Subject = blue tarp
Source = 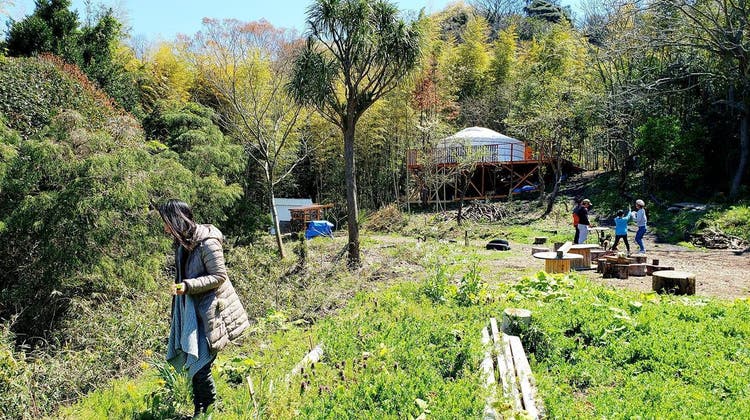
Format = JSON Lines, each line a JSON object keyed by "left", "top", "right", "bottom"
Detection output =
{"left": 512, "top": 185, "right": 537, "bottom": 193}
{"left": 305, "top": 220, "right": 334, "bottom": 239}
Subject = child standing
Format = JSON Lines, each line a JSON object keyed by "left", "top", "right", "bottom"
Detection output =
{"left": 632, "top": 199, "right": 648, "bottom": 254}
{"left": 611, "top": 209, "right": 632, "bottom": 254}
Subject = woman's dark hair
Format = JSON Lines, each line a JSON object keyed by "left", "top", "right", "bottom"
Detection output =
{"left": 617, "top": 210, "right": 624, "bottom": 217}
{"left": 158, "top": 199, "right": 196, "bottom": 249}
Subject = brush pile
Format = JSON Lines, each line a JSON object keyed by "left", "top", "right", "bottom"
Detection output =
{"left": 438, "top": 202, "right": 510, "bottom": 223}
{"left": 364, "top": 204, "right": 407, "bottom": 233}
{"left": 690, "top": 227, "right": 748, "bottom": 250}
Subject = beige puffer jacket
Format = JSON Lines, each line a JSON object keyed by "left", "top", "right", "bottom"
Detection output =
{"left": 181, "top": 224, "right": 249, "bottom": 353}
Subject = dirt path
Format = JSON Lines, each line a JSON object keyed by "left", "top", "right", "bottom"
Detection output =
{"left": 368, "top": 232, "right": 750, "bottom": 300}
{"left": 509, "top": 232, "right": 750, "bottom": 300}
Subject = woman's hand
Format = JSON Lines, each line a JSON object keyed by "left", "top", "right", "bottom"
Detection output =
{"left": 171, "top": 282, "right": 186, "bottom": 295}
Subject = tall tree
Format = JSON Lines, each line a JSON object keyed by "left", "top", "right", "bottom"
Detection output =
{"left": 659, "top": 0, "right": 750, "bottom": 197}
{"left": 185, "top": 18, "right": 309, "bottom": 258}
{"left": 288, "top": 0, "right": 422, "bottom": 268}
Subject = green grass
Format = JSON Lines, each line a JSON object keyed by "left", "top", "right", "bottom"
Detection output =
{"left": 62, "top": 233, "right": 750, "bottom": 418}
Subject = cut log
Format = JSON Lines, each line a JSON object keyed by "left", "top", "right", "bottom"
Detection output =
{"left": 590, "top": 249, "right": 607, "bottom": 262}
{"left": 632, "top": 255, "right": 648, "bottom": 264}
{"left": 647, "top": 265, "right": 674, "bottom": 276}
{"left": 615, "top": 264, "right": 629, "bottom": 279}
{"left": 533, "top": 236, "right": 548, "bottom": 245}
{"left": 652, "top": 259, "right": 660, "bottom": 266}
{"left": 501, "top": 308, "right": 531, "bottom": 335}
{"left": 628, "top": 263, "right": 647, "bottom": 277}
{"left": 597, "top": 259, "right": 606, "bottom": 273}
{"left": 531, "top": 246, "right": 549, "bottom": 255}
{"left": 652, "top": 270, "right": 696, "bottom": 295}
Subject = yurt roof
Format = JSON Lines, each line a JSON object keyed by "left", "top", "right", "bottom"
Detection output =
{"left": 442, "top": 127, "right": 522, "bottom": 146}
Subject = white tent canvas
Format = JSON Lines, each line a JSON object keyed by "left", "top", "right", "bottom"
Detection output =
{"left": 438, "top": 126, "right": 526, "bottom": 162}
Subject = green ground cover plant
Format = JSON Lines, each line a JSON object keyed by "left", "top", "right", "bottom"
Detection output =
{"left": 63, "top": 236, "right": 750, "bottom": 419}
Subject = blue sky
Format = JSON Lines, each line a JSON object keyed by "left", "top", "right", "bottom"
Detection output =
{"left": 3, "top": 0, "right": 457, "bottom": 42}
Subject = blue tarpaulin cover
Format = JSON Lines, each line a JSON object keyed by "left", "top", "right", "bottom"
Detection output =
{"left": 305, "top": 220, "right": 334, "bottom": 239}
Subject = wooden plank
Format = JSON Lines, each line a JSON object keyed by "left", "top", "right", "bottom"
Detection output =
{"left": 481, "top": 327, "right": 498, "bottom": 420}
{"left": 285, "top": 344, "right": 324, "bottom": 383}
{"left": 502, "top": 334, "right": 522, "bottom": 412}
{"left": 508, "top": 336, "right": 540, "bottom": 419}
{"left": 490, "top": 319, "right": 513, "bottom": 398}
{"left": 557, "top": 241, "right": 573, "bottom": 254}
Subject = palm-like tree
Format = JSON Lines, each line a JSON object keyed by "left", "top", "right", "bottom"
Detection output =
{"left": 288, "top": 0, "right": 423, "bottom": 268}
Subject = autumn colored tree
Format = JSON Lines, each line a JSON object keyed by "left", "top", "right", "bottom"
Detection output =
{"left": 185, "top": 18, "right": 309, "bottom": 258}
{"left": 288, "top": 0, "right": 423, "bottom": 268}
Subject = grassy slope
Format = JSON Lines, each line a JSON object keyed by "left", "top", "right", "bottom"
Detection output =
{"left": 62, "top": 211, "right": 750, "bottom": 419}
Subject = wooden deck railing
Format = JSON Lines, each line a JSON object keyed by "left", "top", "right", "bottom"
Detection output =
{"left": 407, "top": 143, "right": 536, "bottom": 168}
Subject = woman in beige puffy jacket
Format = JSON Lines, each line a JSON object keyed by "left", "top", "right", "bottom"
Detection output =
{"left": 159, "top": 199, "right": 249, "bottom": 417}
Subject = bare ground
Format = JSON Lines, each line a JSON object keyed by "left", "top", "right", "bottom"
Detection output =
{"left": 495, "top": 232, "right": 750, "bottom": 300}
{"left": 367, "top": 230, "right": 750, "bottom": 300}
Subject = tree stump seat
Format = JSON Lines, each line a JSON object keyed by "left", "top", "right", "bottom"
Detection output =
{"left": 533, "top": 236, "right": 548, "bottom": 245}
{"left": 628, "top": 263, "right": 647, "bottom": 276}
{"left": 652, "top": 270, "right": 696, "bottom": 295}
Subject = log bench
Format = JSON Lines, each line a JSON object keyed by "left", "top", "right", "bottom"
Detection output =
{"left": 481, "top": 313, "right": 542, "bottom": 419}
{"left": 652, "top": 270, "right": 696, "bottom": 295}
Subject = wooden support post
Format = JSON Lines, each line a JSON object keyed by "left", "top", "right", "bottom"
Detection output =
{"left": 501, "top": 308, "right": 532, "bottom": 335}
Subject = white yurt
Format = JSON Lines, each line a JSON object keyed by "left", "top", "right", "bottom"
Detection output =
{"left": 438, "top": 127, "right": 527, "bottom": 163}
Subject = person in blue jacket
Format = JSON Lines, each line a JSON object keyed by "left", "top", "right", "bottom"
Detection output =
{"left": 610, "top": 209, "right": 632, "bottom": 254}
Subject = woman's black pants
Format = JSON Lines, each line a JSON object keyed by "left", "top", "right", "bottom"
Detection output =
{"left": 193, "top": 355, "right": 217, "bottom": 415}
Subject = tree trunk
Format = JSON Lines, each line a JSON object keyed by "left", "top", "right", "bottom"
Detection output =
{"left": 731, "top": 110, "right": 749, "bottom": 197}
{"left": 268, "top": 181, "right": 286, "bottom": 259}
{"left": 544, "top": 155, "right": 563, "bottom": 216}
{"left": 344, "top": 121, "right": 361, "bottom": 268}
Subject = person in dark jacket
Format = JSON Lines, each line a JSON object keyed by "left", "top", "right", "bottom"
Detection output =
{"left": 159, "top": 199, "right": 249, "bottom": 418}
{"left": 575, "top": 199, "right": 592, "bottom": 244}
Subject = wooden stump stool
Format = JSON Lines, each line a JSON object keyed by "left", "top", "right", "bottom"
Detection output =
{"left": 646, "top": 265, "right": 674, "bottom": 276}
{"left": 628, "top": 263, "right": 647, "bottom": 277}
{"left": 501, "top": 308, "right": 532, "bottom": 335}
{"left": 652, "top": 270, "right": 696, "bottom": 295}
{"left": 533, "top": 251, "right": 583, "bottom": 274}
{"left": 590, "top": 249, "right": 607, "bottom": 262}
{"left": 531, "top": 246, "right": 549, "bottom": 255}
{"left": 615, "top": 264, "right": 629, "bottom": 279}
{"left": 632, "top": 255, "right": 648, "bottom": 264}
{"left": 533, "top": 237, "right": 548, "bottom": 245}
